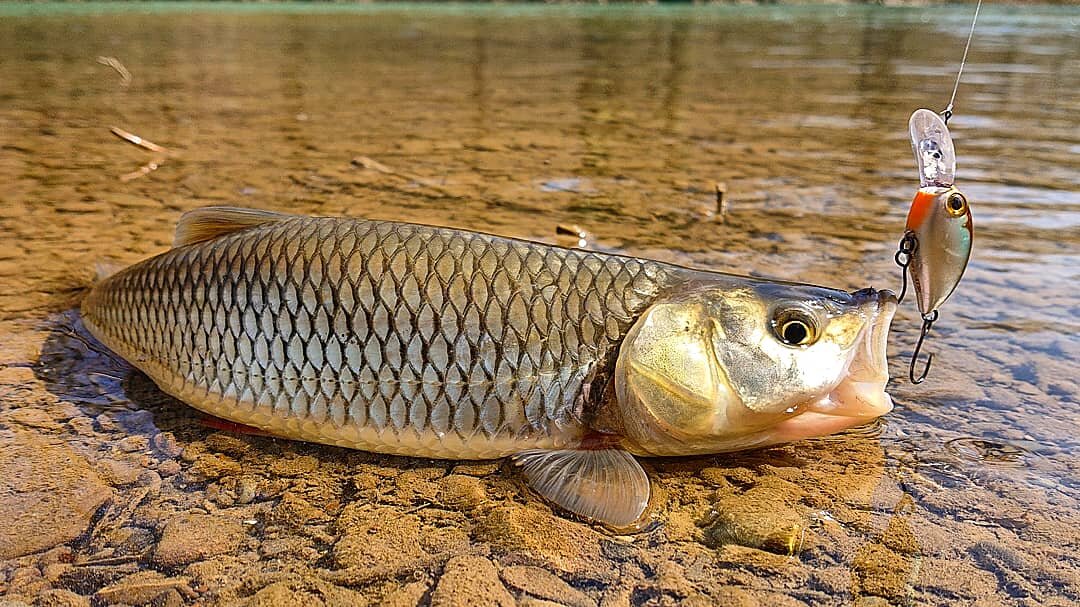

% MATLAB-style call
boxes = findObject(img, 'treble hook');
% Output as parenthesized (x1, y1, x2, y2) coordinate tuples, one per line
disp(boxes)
(909, 309, 939, 384)
(894, 232, 918, 305)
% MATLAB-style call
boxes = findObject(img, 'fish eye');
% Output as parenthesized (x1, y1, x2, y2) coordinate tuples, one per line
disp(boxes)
(945, 193, 968, 217)
(771, 309, 819, 347)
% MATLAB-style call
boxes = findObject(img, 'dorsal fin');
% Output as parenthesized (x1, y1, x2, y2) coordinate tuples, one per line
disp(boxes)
(173, 207, 293, 247)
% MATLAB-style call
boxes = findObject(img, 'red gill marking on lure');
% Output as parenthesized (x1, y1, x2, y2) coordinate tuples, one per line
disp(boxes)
(905, 190, 937, 232)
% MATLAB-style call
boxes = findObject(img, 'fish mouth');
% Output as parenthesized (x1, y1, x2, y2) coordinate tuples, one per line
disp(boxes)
(773, 289, 897, 440)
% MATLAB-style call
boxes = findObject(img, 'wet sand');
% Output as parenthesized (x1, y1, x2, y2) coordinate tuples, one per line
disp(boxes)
(1, 4, 1078, 606)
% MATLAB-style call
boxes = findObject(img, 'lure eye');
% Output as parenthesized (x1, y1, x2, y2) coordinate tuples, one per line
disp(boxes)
(945, 193, 968, 217)
(771, 310, 819, 347)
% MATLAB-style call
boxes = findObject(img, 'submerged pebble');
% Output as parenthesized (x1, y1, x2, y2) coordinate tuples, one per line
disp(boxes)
(432, 555, 515, 607)
(702, 486, 811, 555)
(152, 514, 246, 568)
(501, 565, 596, 607)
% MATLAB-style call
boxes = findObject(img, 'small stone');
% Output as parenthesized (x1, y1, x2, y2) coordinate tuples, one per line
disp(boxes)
(157, 461, 181, 477)
(1, 408, 61, 431)
(94, 413, 118, 433)
(710, 587, 761, 607)
(187, 453, 241, 481)
(68, 417, 95, 436)
(0, 435, 112, 559)
(37, 546, 74, 567)
(713, 545, 795, 574)
(32, 589, 89, 607)
(474, 505, 604, 575)
(432, 555, 514, 607)
(271, 492, 327, 526)
(117, 436, 150, 453)
(150, 589, 185, 607)
(451, 461, 501, 476)
(94, 571, 194, 606)
(333, 506, 466, 571)
(235, 477, 258, 504)
(179, 444, 203, 463)
(41, 564, 73, 585)
(500, 566, 596, 607)
(663, 510, 701, 543)
(436, 475, 487, 511)
(0, 365, 35, 384)
(203, 433, 252, 457)
(698, 468, 735, 489)
(267, 455, 319, 477)
(152, 514, 246, 568)
(137, 470, 162, 493)
(112, 526, 156, 557)
(379, 579, 430, 607)
(99, 459, 143, 486)
(116, 410, 156, 434)
(851, 544, 913, 603)
(151, 433, 183, 459)
(8, 566, 48, 597)
(702, 486, 810, 555)
(241, 580, 367, 607)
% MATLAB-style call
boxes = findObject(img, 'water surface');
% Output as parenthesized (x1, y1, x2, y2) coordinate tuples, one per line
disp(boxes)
(0, 4, 1077, 606)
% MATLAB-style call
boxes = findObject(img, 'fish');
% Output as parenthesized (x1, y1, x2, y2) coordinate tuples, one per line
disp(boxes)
(81, 207, 897, 527)
(904, 108, 973, 317)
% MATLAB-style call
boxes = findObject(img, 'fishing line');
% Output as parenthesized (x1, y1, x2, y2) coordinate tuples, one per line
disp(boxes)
(942, 0, 983, 124)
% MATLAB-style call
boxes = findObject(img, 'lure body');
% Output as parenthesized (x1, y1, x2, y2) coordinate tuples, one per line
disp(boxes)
(905, 109, 973, 316)
(905, 186, 972, 315)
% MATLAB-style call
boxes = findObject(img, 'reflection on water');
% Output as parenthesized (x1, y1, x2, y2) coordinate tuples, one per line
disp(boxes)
(1, 4, 1078, 605)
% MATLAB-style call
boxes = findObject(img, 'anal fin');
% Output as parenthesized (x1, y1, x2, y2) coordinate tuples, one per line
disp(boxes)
(174, 207, 293, 247)
(512, 449, 650, 528)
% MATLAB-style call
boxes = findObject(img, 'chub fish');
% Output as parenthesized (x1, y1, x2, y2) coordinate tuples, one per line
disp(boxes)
(82, 207, 897, 527)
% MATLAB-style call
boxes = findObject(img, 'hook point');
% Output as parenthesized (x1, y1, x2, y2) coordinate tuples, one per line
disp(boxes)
(908, 310, 938, 384)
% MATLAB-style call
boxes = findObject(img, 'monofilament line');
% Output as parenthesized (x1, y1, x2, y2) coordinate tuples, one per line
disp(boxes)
(943, 0, 983, 123)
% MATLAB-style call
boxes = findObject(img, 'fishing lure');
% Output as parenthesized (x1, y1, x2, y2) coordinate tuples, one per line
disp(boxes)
(895, 109, 973, 383)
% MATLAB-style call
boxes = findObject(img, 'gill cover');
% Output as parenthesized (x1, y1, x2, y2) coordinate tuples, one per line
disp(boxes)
(613, 295, 738, 450)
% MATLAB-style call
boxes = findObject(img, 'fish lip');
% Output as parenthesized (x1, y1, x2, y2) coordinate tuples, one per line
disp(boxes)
(809, 289, 897, 420)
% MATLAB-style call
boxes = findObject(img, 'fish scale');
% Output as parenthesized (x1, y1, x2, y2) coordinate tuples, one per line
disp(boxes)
(82, 215, 673, 458)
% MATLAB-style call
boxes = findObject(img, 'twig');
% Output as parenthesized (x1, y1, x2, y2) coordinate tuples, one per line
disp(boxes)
(351, 155, 456, 197)
(96, 56, 132, 87)
(120, 159, 164, 182)
(715, 181, 727, 221)
(351, 155, 395, 174)
(110, 127, 169, 154)
(110, 126, 171, 181)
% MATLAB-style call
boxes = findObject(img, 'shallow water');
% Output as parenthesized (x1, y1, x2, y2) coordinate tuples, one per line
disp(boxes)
(1, 3, 1078, 606)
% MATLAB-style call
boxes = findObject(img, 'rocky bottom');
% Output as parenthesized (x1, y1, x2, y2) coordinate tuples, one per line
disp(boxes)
(0, 316, 1077, 607)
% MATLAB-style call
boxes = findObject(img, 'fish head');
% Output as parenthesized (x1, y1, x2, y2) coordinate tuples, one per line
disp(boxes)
(613, 279, 897, 455)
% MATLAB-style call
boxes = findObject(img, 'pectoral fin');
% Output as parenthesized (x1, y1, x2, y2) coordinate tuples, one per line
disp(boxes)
(512, 449, 650, 527)
(174, 207, 293, 247)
